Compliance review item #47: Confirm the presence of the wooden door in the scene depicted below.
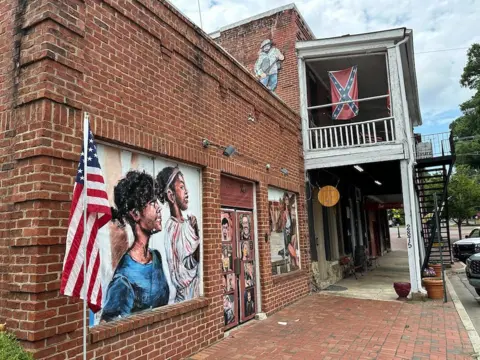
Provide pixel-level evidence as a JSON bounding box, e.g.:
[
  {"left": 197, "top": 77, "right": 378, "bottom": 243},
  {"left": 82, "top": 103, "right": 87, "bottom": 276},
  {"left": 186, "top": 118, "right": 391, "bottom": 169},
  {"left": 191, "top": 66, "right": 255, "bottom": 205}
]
[
  {"left": 221, "top": 210, "right": 239, "bottom": 330},
  {"left": 237, "top": 211, "right": 256, "bottom": 323}
]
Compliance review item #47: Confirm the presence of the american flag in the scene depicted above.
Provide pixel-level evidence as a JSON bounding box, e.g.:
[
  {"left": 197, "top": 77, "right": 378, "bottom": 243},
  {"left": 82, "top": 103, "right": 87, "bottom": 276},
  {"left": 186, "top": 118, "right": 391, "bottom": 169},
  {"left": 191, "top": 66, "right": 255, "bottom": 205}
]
[
  {"left": 60, "top": 123, "right": 111, "bottom": 312},
  {"left": 328, "top": 66, "right": 359, "bottom": 120}
]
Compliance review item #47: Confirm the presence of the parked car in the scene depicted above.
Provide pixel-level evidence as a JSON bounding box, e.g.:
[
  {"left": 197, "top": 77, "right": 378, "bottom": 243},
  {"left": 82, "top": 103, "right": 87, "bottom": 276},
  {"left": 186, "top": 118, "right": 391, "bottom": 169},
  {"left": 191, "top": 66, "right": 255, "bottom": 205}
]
[
  {"left": 465, "top": 253, "right": 480, "bottom": 296},
  {"left": 452, "top": 227, "right": 480, "bottom": 263}
]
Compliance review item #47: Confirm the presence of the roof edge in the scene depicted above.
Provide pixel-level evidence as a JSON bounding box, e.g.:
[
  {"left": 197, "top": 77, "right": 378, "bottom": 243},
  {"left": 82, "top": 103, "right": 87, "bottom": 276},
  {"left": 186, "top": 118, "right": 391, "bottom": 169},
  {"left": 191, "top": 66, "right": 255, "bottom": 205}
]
[
  {"left": 209, "top": 3, "right": 315, "bottom": 39},
  {"left": 296, "top": 28, "right": 406, "bottom": 52}
]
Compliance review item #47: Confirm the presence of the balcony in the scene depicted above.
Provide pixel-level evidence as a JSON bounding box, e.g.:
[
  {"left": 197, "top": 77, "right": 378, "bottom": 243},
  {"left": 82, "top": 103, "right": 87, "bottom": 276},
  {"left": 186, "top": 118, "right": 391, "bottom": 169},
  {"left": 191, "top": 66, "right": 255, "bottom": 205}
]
[
  {"left": 307, "top": 116, "right": 396, "bottom": 150},
  {"left": 415, "top": 132, "right": 455, "bottom": 165}
]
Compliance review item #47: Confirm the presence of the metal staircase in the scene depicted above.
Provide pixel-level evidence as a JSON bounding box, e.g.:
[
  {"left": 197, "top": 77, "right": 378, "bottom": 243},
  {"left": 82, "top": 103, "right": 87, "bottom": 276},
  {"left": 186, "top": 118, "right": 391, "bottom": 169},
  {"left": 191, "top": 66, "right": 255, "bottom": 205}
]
[
  {"left": 413, "top": 132, "right": 455, "bottom": 270},
  {"left": 416, "top": 164, "right": 453, "bottom": 265}
]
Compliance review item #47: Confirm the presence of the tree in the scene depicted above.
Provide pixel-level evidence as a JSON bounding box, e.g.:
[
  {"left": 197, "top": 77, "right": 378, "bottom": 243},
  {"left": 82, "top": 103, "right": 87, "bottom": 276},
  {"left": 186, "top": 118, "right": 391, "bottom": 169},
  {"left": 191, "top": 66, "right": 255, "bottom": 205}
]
[
  {"left": 448, "top": 167, "right": 480, "bottom": 239},
  {"left": 450, "top": 43, "right": 480, "bottom": 169}
]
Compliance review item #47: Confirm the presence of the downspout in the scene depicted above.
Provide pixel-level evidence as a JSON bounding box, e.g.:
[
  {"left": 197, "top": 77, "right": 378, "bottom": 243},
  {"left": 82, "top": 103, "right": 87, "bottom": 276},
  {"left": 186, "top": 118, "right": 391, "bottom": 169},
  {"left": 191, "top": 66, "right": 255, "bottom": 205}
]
[{"left": 395, "top": 34, "right": 423, "bottom": 292}]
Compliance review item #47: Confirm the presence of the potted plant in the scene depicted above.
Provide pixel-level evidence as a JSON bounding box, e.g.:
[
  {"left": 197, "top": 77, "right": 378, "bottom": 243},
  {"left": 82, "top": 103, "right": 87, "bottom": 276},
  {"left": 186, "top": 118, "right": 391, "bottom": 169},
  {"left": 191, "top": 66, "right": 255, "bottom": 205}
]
[
  {"left": 422, "top": 266, "right": 444, "bottom": 299},
  {"left": 428, "top": 261, "right": 443, "bottom": 277}
]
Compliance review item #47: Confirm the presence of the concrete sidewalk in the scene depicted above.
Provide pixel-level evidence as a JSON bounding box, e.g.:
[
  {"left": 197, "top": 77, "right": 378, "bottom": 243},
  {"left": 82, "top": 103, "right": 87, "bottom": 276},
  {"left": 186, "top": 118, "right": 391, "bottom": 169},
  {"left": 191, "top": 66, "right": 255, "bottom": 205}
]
[
  {"left": 323, "top": 251, "right": 410, "bottom": 301},
  {"left": 190, "top": 295, "right": 475, "bottom": 360}
]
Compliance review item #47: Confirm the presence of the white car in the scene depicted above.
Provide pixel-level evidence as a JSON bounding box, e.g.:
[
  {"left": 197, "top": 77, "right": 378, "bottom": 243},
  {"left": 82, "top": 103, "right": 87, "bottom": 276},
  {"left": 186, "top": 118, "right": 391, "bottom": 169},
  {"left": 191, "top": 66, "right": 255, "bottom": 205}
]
[{"left": 453, "top": 227, "right": 480, "bottom": 263}]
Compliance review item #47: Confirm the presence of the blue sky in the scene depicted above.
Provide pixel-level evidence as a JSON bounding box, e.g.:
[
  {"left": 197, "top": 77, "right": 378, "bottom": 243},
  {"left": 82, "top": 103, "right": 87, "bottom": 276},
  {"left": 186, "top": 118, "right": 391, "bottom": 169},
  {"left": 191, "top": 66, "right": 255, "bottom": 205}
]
[{"left": 169, "top": 0, "right": 479, "bottom": 135}]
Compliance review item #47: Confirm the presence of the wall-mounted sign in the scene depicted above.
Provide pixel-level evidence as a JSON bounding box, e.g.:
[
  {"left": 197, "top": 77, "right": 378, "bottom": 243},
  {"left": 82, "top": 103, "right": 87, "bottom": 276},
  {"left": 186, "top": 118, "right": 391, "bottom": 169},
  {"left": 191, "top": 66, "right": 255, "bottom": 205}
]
[{"left": 318, "top": 185, "right": 340, "bottom": 207}]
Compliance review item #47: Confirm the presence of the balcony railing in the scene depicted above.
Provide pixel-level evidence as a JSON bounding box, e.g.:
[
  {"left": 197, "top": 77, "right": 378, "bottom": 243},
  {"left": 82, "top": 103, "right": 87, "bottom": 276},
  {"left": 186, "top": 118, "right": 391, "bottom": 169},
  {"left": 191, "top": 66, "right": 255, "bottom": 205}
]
[
  {"left": 415, "top": 132, "right": 454, "bottom": 159},
  {"left": 307, "top": 117, "right": 396, "bottom": 150}
]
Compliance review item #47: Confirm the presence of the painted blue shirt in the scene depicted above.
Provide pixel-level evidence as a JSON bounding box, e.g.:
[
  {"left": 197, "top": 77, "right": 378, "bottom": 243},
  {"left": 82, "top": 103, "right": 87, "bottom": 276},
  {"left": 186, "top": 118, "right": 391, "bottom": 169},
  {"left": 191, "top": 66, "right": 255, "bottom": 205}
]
[{"left": 101, "top": 249, "right": 169, "bottom": 322}]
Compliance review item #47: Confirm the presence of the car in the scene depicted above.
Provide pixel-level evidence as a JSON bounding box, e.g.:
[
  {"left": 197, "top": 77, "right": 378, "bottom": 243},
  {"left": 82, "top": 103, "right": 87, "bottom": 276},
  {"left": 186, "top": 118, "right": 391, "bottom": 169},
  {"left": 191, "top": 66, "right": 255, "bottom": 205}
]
[
  {"left": 452, "top": 227, "right": 480, "bottom": 263},
  {"left": 465, "top": 253, "right": 480, "bottom": 296}
]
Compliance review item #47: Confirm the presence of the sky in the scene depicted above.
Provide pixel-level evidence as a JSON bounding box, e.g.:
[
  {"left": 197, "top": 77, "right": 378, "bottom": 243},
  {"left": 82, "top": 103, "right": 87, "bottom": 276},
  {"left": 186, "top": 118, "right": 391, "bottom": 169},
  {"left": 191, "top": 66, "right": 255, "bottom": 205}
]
[{"left": 168, "top": 0, "right": 480, "bottom": 135}]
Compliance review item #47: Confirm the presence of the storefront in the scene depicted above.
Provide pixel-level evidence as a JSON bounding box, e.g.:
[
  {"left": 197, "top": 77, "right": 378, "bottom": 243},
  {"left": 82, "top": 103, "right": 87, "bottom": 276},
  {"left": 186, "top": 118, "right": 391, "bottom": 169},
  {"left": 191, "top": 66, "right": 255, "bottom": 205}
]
[{"left": 0, "top": 1, "right": 310, "bottom": 358}]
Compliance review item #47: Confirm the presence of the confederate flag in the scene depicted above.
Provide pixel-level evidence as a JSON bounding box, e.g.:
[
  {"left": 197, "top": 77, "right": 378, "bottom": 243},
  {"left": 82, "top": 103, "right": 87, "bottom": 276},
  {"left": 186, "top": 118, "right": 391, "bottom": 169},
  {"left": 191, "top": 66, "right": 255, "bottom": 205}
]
[{"left": 328, "top": 65, "right": 359, "bottom": 120}]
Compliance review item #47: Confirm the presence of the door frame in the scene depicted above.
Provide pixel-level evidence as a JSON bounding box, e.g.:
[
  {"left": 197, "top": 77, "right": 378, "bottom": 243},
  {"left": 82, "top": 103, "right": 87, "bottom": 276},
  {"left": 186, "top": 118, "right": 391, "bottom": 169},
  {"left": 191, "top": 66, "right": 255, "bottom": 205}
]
[{"left": 220, "top": 174, "right": 261, "bottom": 326}]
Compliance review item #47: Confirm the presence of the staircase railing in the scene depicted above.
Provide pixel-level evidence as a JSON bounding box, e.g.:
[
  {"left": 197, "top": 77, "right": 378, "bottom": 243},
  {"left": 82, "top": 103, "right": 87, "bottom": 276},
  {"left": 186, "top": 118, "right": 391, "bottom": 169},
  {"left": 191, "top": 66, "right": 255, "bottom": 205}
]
[{"left": 420, "top": 164, "right": 454, "bottom": 273}]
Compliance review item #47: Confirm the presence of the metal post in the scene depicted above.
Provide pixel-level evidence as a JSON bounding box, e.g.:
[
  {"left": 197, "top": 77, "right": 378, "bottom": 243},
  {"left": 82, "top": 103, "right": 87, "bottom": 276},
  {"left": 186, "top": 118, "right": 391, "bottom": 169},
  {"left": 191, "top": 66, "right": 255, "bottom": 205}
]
[
  {"left": 434, "top": 193, "right": 447, "bottom": 303},
  {"left": 397, "top": 224, "right": 401, "bottom": 238},
  {"left": 82, "top": 112, "right": 89, "bottom": 360}
]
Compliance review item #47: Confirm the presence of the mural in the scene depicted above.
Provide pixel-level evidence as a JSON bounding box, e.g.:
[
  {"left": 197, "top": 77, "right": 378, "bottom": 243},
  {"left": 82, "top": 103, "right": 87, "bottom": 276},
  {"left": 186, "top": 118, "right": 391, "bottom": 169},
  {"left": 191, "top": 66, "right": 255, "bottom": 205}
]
[
  {"left": 254, "top": 39, "right": 284, "bottom": 92},
  {"left": 223, "top": 294, "right": 235, "bottom": 325},
  {"left": 222, "top": 244, "right": 233, "bottom": 272},
  {"left": 244, "top": 288, "right": 255, "bottom": 317},
  {"left": 268, "top": 188, "right": 300, "bottom": 275},
  {"left": 92, "top": 144, "right": 202, "bottom": 324}
]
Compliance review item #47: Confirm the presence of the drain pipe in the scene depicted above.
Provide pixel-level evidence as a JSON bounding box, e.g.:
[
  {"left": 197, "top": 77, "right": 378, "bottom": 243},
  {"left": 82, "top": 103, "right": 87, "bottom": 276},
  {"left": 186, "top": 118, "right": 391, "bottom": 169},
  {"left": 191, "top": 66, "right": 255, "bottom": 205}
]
[{"left": 394, "top": 32, "right": 423, "bottom": 294}]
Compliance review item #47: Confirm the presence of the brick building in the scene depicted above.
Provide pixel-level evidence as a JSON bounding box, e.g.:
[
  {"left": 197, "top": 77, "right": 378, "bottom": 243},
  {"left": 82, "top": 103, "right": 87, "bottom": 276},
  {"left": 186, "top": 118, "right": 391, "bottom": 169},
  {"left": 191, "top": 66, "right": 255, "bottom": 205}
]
[
  {"left": 0, "top": 1, "right": 310, "bottom": 359},
  {"left": 212, "top": 4, "right": 315, "bottom": 112}
]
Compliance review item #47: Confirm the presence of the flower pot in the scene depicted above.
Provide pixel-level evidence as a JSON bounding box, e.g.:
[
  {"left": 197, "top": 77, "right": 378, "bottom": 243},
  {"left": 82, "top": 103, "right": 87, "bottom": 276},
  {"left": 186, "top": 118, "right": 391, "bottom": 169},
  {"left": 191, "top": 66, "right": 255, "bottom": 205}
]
[
  {"left": 429, "top": 263, "right": 443, "bottom": 277},
  {"left": 422, "top": 277, "right": 444, "bottom": 299},
  {"left": 393, "top": 282, "right": 411, "bottom": 299}
]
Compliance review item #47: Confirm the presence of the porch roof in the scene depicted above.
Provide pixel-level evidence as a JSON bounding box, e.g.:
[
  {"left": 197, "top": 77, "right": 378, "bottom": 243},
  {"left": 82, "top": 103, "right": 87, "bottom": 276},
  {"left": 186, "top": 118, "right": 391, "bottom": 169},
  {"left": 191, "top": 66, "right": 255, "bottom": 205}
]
[{"left": 296, "top": 28, "right": 422, "bottom": 128}]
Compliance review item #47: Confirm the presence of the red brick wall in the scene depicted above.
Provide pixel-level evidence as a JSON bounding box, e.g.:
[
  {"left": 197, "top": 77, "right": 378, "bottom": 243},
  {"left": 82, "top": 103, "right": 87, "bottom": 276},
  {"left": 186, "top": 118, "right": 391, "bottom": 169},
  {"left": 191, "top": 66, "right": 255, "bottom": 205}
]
[
  {"left": 214, "top": 8, "right": 315, "bottom": 113},
  {"left": 0, "top": 1, "right": 310, "bottom": 359}
]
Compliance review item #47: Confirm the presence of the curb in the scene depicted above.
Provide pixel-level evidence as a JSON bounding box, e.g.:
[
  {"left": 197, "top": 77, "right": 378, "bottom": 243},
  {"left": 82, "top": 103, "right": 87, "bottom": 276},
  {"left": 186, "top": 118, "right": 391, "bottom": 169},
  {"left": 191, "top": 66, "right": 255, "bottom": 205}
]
[{"left": 445, "top": 274, "right": 480, "bottom": 359}]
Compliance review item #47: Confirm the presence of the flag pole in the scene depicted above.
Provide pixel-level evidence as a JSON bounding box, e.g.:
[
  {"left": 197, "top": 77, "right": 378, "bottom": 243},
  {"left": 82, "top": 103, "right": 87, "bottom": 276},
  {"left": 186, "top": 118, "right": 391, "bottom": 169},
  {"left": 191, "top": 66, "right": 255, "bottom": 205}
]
[{"left": 83, "top": 112, "right": 89, "bottom": 360}]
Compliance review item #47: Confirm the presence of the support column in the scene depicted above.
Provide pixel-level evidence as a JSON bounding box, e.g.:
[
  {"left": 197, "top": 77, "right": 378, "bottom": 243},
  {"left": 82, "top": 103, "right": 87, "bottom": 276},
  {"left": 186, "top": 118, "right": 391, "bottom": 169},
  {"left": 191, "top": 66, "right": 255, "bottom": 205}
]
[
  {"left": 400, "top": 160, "right": 423, "bottom": 294},
  {"left": 349, "top": 198, "right": 356, "bottom": 251}
]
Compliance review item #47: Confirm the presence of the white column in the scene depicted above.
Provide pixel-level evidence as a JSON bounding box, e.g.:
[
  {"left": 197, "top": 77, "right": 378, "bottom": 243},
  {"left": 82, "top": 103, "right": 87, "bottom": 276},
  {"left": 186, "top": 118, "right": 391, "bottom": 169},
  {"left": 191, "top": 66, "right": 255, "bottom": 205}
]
[
  {"left": 386, "top": 47, "right": 405, "bottom": 143},
  {"left": 400, "top": 159, "right": 422, "bottom": 293},
  {"left": 298, "top": 57, "right": 309, "bottom": 152}
]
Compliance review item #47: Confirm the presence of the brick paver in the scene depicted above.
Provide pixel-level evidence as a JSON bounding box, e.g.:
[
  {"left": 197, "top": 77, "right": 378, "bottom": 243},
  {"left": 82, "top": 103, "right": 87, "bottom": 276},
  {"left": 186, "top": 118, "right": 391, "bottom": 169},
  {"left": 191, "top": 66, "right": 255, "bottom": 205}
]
[{"left": 190, "top": 294, "right": 475, "bottom": 360}]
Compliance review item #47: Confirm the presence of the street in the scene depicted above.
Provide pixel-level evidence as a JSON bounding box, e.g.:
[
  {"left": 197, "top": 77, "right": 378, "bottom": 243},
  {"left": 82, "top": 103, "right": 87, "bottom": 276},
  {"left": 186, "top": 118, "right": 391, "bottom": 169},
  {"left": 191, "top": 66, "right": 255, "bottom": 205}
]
[{"left": 449, "top": 266, "right": 480, "bottom": 335}]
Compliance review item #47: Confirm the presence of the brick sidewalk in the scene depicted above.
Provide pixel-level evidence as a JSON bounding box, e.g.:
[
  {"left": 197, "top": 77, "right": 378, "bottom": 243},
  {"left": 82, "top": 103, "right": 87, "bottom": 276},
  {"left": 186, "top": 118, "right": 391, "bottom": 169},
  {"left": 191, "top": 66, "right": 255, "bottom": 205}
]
[{"left": 190, "top": 294, "right": 475, "bottom": 360}]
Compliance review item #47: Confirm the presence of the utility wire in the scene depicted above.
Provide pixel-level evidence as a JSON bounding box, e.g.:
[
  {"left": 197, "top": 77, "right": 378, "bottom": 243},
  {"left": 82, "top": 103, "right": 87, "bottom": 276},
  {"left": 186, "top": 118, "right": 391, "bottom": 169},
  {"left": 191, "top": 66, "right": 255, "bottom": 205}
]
[{"left": 415, "top": 46, "right": 469, "bottom": 55}]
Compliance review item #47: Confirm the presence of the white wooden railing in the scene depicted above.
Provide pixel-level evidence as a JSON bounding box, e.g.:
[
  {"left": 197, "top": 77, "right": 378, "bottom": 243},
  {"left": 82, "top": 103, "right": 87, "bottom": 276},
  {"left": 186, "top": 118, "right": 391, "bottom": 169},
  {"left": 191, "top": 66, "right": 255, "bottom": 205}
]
[{"left": 307, "top": 117, "right": 396, "bottom": 150}]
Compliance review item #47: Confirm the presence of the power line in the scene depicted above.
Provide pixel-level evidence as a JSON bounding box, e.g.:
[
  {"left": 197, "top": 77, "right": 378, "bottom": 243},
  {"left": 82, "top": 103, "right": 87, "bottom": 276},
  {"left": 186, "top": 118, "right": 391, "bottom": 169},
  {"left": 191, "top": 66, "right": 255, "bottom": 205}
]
[{"left": 415, "top": 46, "right": 469, "bottom": 55}]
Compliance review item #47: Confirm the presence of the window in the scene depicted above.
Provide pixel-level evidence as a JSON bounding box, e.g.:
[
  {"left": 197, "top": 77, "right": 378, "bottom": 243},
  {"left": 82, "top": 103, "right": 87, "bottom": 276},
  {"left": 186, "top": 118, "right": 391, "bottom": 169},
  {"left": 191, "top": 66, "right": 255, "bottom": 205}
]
[
  {"left": 268, "top": 187, "right": 300, "bottom": 275},
  {"left": 469, "top": 229, "right": 480, "bottom": 238}
]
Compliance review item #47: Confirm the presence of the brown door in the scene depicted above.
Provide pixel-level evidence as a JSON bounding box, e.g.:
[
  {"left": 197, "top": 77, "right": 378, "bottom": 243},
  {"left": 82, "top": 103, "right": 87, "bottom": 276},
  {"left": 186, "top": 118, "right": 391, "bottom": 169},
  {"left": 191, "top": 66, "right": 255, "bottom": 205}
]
[
  {"left": 237, "top": 210, "right": 256, "bottom": 323},
  {"left": 221, "top": 210, "right": 239, "bottom": 330},
  {"left": 221, "top": 209, "right": 256, "bottom": 329}
]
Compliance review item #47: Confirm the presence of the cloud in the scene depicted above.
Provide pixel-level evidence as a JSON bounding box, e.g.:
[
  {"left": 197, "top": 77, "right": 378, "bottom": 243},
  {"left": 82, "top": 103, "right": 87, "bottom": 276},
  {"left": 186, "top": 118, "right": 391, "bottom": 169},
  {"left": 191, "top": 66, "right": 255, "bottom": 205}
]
[{"left": 169, "top": 0, "right": 479, "bottom": 131}]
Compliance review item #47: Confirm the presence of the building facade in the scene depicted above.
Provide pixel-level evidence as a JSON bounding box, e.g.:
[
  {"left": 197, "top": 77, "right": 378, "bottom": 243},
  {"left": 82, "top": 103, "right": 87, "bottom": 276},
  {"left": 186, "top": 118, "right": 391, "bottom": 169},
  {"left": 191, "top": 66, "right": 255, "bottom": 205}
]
[
  {"left": 214, "top": 5, "right": 454, "bottom": 295},
  {"left": 0, "top": 1, "right": 311, "bottom": 359}
]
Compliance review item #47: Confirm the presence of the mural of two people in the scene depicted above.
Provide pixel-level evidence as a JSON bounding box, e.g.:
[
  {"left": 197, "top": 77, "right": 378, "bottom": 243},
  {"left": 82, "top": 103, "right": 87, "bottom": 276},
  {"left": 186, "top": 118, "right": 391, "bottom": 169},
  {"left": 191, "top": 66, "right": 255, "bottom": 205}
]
[
  {"left": 95, "top": 145, "right": 201, "bottom": 324},
  {"left": 254, "top": 39, "right": 284, "bottom": 92}
]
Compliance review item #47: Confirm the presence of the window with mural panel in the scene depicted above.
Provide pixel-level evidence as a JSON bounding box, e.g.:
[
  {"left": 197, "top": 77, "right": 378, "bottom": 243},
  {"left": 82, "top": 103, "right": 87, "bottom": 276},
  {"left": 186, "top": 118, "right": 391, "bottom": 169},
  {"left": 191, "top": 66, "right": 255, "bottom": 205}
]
[
  {"left": 268, "top": 187, "right": 300, "bottom": 275},
  {"left": 87, "top": 144, "right": 202, "bottom": 325}
]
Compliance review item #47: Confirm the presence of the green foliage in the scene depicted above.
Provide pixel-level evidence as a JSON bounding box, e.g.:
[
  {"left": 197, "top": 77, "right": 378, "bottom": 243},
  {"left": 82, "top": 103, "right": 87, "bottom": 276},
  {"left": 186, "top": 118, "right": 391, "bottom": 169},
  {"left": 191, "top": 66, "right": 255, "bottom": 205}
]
[
  {"left": 460, "top": 43, "right": 480, "bottom": 91},
  {"left": 0, "top": 332, "right": 33, "bottom": 360},
  {"left": 448, "top": 167, "right": 480, "bottom": 225},
  {"left": 388, "top": 208, "right": 405, "bottom": 225},
  {"left": 451, "top": 44, "right": 480, "bottom": 168}
]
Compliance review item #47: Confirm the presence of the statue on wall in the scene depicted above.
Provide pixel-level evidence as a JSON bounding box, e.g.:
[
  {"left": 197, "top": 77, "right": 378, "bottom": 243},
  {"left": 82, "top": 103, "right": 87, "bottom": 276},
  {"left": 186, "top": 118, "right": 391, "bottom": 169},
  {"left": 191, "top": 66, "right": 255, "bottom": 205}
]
[{"left": 254, "top": 39, "right": 284, "bottom": 92}]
